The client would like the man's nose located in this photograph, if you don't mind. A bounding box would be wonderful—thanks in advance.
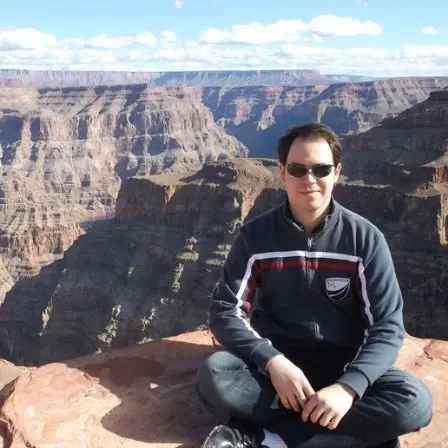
[301,171,317,182]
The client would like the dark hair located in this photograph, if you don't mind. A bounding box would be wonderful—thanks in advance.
[277,122,342,166]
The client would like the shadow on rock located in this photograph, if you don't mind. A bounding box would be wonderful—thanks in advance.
[68,333,221,446]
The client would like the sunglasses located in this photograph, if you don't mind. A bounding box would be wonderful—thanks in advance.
[286,163,334,178]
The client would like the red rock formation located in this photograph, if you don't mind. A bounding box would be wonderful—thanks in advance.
[0,331,446,447]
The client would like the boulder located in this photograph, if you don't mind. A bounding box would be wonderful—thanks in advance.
[0,331,446,447]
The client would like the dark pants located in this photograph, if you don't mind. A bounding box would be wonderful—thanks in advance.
[196,348,433,447]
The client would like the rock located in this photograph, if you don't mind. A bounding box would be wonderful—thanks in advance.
[203,77,448,157]
[0,151,447,364]
[1,77,447,285]
[395,335,448,447]
[0,84,247,282]
[340,87,448,339]
[342,87,448,186]
[0,159,285,365]
[0,330,219,448]
[0,256,13,304]
[0,359,27,392]
[0,331,445,447]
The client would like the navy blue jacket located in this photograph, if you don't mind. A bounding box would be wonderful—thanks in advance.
[209,199,405,398]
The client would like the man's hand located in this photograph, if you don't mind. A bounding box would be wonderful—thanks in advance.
[301,383,357,430]
[266,355,315,412]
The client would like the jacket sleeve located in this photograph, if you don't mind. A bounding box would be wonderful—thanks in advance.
[209,228,282,372]
[337,231,405,398]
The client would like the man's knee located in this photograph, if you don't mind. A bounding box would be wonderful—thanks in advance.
[387,370,433,433]
[196,350,247,407]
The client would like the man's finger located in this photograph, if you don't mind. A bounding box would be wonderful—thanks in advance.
[328,414,343,430]
[278,393,291,410]
[302,380,315,398]
[318,410,334,428]
[296,389,308,408]
[288,394,301,413]
[301,395,318,422]
[310,403,326,424]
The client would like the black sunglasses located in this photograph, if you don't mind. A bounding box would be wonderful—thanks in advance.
[286,163,334,178]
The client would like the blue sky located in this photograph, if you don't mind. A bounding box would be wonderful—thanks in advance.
[0,0,446,75]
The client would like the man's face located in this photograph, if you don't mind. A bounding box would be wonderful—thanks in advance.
[279,137,341,215]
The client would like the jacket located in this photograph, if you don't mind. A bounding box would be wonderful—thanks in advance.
[209,199,405,398]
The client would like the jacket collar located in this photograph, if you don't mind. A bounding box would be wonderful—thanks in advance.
[282,197,340,236]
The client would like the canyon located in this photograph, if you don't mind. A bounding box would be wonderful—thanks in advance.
[203,77,448,157]
[0,84,246,285]
[0,128,447,365]
[0,77,446,367]
[0,78,446,287]
[0,76,446,447]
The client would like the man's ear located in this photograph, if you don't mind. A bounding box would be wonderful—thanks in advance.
[278,161,286,183]
[334,163,342,182]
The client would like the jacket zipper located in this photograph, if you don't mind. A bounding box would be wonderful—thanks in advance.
[305,226,326,278]
[306,236,312,279]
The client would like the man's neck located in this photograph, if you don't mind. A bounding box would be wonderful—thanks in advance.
[289,202,332,236]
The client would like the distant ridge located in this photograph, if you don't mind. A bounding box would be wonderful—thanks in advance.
[0,68,375,88]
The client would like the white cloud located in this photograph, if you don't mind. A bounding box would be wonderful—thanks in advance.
[308,15,382,37]
[200,20,307,45]
[199,16,382,45]
[356,0,368,5]
[0,28,57,50]
[161,31,176,42]
[160,30,177,48]
[174,0,184,7]
[84,32,157,49]
[421,26,439,35]
[135,32,158,46]
[86,34,134,49]
[0,25,447,76]
[402,45,448,59]
[128,49,144,60]
[304,35,324,43]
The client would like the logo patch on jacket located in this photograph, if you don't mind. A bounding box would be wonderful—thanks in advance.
[325,277,350,302]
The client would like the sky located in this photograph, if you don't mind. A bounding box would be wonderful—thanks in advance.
[0,0,447,76]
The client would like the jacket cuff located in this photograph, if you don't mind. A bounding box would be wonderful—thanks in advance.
[250,342,283,373]
[337,370,369,399]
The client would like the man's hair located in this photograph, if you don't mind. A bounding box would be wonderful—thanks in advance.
[277,122,342,166]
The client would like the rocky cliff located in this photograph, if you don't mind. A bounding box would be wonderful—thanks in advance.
[0,85,246,283]
[0,159,284,365]
[204,77,448,158]
[342,87,448,178]
[341,87,448,225]
[0,330,446,447]
[0,69,373,88]
[2,78,447,286]
[0,150,446,365]
[341,87,448,336]
[1,81,448,363]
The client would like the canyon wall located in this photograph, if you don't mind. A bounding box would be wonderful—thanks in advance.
[0,85,246,284]
[0,155,445,365]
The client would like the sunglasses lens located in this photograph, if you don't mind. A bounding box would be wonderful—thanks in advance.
[287,164,307,177]
[313,165,332,177]
[286,163,333,178]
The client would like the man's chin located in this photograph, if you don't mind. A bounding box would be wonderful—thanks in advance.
[295,200,322,210]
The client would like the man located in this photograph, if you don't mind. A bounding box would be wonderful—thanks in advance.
[196,123,433,448]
